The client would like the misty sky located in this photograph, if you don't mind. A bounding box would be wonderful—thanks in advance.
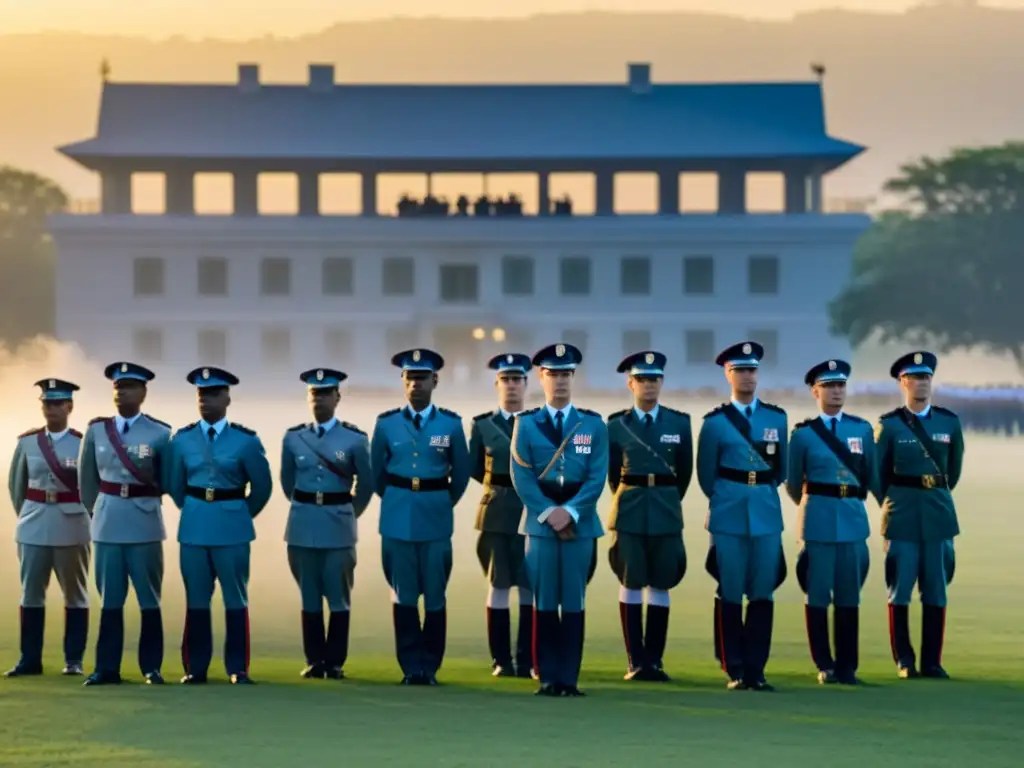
[4,0,1024,37]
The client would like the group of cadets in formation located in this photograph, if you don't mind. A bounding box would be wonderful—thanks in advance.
[4,341,965,695]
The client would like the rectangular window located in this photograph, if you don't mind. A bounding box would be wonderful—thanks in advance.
[386,326,418,352]
[559,256,591,296]
[439,264,479,303]
[322,257,354,296]
[197,329,227,364]
[382,257,415,296]
[261,327,291,365]
[260,257,291,296]
[132,328,163,362]
[683,256,714,295]
[620,256,651,296]
[622,329,652,356]
[501,255,534,296]
[747,255,779,295]
[562,329,589,359]
[133,257,165,297]
[748,329,778,366]
[324,327,353,361]
[197,257,228,296]
[685,329,715,365]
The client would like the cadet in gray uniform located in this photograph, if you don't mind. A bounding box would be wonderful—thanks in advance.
[167,367,273,685]
[469,353,534,678]
[280,368,372,680]
[79,361,172,686]
[5,378,91,678]
[370,349,470,686]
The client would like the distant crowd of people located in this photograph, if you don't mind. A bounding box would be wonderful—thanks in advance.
[395,194,575,218]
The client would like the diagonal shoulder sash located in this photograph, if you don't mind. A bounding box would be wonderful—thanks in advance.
[616,418,676,477]
[538,422,581,482]
[36,431,78,490]
[102,418,156,487]
[808,419,867,488]
[720,406,775,471]
[297,431,352,483]
[897,409,946,476]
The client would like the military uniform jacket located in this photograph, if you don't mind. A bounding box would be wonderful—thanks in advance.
[696,402,788,537]
[78,414,171,544]
[280,420,373,549]
[168,422,273,546]
[876,406,964,542]
[8,428,91,547]
[606,407,693,536]
[370,406,471,542]
[510,406,608,540]
[786,414,877,544]
[469,410,524,535]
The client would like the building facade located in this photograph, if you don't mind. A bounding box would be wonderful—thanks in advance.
[50,62,870,392]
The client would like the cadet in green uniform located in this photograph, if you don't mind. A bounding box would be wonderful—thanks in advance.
[606,351,692,681]
[167,367,273,684]
[281,368,372,680]
[787,359,878,685]
[876,351,964,680]
[5,379,91,678]
[469,353,534,678]
[511,343,607,697]
[370,349,471,685]
[697,341,788,691]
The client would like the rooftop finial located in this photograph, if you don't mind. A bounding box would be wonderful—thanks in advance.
[810,62,826,82]
[100,57,111,82]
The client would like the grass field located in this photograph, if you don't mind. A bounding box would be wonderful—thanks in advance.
[0,393,1022,767]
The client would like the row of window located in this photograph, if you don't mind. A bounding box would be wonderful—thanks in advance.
[130,327,779,368]
[131,254,781,301]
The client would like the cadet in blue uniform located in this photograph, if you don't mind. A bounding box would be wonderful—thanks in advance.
[167,367,273,684]
[787,359,877,685]
[280,368,372,680]
[469,353,534,678]
[79,362,172,686]
[697,341,788,691]
[876,351,964,680]
[370,349,470,685]
[606,351,692,682]
[510,343,607,697]
[5,379,91,678]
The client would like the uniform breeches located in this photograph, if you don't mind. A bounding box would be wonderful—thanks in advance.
[798,540,869,608]
[525,535,593,613]
[95,542,163,610]
[712,533,782,604]
[18,543,90,608]
[381,538,452,612]
[885,539,955,607]
[179,543,250,610]
[608,531,686,591]
[288,545,356,613]
[476,532,529,590]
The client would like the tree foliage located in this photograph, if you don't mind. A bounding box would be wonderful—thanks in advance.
[0,166,69,345]
[829,142,1024,365]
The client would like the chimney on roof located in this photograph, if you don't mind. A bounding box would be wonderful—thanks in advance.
[308,64,335,93]
[628,62,651,94]
[238,64,260,93]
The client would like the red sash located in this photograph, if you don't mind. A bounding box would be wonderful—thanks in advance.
[101,418,158,490]
[36,431,79,491]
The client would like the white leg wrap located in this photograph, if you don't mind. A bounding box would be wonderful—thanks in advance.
[619,586,644,605]
[487,586,511,609]
[647,588,671,607]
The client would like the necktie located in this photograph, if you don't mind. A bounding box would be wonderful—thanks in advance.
[122,421,130,435]
[744,406,753,419]
[413,413,422,430]
[317,426,325,438]
[554,410,564,439]
[830,418,837,436]
[643,413,653,428]
[507,415,515,428]
[207,427,216,443]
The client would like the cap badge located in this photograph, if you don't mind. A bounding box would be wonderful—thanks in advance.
[48,379,55,389]
[121,363,128,373]
[506,354,514,364]
[828,360,837,370]
[914,353,923,365]
[742,343,752,355]
[316,369,324,381]
[412,350,421,362]
[556,344,565,357]
[202,368,210,380]
[645,353,654,365]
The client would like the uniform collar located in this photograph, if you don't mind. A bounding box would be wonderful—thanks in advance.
[907,404,931,419]
[820,411,843,423]
[115,413,143,432]
[46,428,69,441]
[313,417,338,433]
[499,407,521,419]
[634,404,659,421]
[545,403,574,421]
[731,398,758,414]
[199,417,228,435]
[405,403,435,420]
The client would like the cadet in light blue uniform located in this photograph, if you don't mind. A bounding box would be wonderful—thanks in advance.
[167,367,273,685]
[280,368,372,681]
[787,359,877,685]
[511,343,607,697]
[370,349,470,685]
[5,379,91,678]
[79,362,172,686]
[697,341,788,691]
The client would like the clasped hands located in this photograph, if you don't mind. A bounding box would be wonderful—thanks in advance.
[545,506,576,540]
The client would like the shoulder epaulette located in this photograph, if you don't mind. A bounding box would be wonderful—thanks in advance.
[230,422,256,436]
[759,401,786,414]
[703,404,726,420]
[68,428,83,438]
[88,416,110,426]
[340,420,366,436]
[17,427,43,439]
[472,411,492,422]
[879,408,901,421]
[287,423,307,432]
[606,409,628,421]
[932,405,959,418]
[437,406,461,419]
[793,418,813,430]
[175,422,199,435]
[661,405,690,419]
[377,407,401,419]
[577,408,600,417]
[844,414,868,424]
[521,407,540,416]
[146,415,172,429]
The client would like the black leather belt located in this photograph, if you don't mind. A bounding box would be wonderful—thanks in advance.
[621,473,676,488]
[717,467,775,486]
[538,481,582,506]
[385,473,450,492]
[186,485,246,502]
[805,481,868,500]
[485,473,514,488]
[890,473,948,490]
[99,480,161,498]
[292,489,353,505]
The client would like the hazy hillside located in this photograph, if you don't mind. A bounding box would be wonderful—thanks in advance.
[1,6,1022,201]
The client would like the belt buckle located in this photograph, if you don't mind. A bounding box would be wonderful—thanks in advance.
[119,484,130,499]
[839,484,848,498]
[922,475,936,489]
[45,490,57,504]
[204,487,215,502]
[412,477,420,492]
[747,471,757,486]
[647,473,655,488]
[315,491,324,506]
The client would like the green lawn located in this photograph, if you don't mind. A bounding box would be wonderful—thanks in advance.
[0,402,1022,766]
